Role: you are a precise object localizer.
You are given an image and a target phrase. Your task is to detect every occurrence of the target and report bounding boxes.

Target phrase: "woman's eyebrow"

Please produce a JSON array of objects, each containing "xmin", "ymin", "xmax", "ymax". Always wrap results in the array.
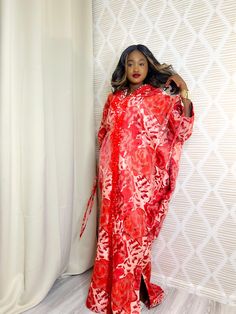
[{"xmin": 127, "ymin": 58, "xmax": 146, "ymax": 62}]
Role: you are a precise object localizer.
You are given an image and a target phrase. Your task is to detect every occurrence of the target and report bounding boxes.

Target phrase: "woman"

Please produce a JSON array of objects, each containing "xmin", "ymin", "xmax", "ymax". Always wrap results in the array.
[{"xmin": 81, "ymin": 44, "xmax": 194, "ymax": 314}]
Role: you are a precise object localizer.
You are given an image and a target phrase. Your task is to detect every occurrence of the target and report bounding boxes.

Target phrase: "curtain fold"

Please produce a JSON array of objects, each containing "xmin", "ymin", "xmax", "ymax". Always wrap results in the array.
[{"xmin": 0, "ymin": 1, "xmax": 96, "ymax": 313}]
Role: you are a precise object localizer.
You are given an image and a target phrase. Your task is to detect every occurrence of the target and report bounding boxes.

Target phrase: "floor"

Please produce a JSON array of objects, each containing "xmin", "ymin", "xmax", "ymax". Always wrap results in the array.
[{"xmin": 24, "ymin": 269, "xmax": 235, "ymax": 314}]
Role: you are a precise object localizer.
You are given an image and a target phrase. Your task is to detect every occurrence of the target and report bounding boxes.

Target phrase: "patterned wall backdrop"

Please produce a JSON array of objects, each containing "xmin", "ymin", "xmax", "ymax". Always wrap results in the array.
[{"xmin": 92, "ymin": 0, "xmax": 236, "ymax": 305}]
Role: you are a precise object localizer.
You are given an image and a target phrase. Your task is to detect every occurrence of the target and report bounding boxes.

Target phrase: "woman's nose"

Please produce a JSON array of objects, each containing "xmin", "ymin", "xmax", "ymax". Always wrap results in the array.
[{"xmin": 134, "ymin": 64, "xmax": 139, "ymax": 71}]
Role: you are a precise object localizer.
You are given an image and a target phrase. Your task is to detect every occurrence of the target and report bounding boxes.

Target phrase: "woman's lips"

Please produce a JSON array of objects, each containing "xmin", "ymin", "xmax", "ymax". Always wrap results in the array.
[{"xmin": 132, "ymin": 74, "xmax": 141, "ymax": 78}]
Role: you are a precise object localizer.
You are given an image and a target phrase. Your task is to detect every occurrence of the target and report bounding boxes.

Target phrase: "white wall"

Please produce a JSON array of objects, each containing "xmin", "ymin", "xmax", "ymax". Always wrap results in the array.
[{"xmin": 92, "ymin": 0, "xmax": 236, "ymax": 305}]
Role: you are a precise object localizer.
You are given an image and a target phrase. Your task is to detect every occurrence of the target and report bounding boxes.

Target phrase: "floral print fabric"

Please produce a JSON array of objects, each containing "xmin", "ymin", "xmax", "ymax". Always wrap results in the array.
[{"xmin": 85, "ymin": 84, "xmax": 194, "ymax": 314}]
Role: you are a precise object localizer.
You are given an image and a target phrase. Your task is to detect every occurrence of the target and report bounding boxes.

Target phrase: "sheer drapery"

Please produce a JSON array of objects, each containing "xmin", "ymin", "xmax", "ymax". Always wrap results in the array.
[{"xmin": 0, "ymin": 1, "xmax": 96, "ymax": 313}]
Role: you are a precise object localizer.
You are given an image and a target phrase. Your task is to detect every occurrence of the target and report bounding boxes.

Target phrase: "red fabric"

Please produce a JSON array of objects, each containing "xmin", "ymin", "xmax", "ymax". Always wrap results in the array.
[{"xmin": 85, "ymin": 84, "xmax": 194, "ymax": 313}]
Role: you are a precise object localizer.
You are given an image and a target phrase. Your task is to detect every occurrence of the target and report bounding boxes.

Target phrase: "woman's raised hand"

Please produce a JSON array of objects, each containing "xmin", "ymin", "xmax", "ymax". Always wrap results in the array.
[{"xmin": 165, "ymin": 74, "xmax": 188, "ymax": 93}]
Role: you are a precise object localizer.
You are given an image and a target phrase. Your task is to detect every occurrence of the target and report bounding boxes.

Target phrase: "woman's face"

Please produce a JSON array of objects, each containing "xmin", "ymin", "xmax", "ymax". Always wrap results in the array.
[{"xmin": 126, "ymin": 50, "xmax": 148, "ymax": 88}]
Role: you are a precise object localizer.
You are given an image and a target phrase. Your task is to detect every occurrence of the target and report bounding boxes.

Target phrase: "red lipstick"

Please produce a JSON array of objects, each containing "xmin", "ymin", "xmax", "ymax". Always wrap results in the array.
[{"xmin": 132, "ymin": 74, "xmax": 141, "ymax": 78}]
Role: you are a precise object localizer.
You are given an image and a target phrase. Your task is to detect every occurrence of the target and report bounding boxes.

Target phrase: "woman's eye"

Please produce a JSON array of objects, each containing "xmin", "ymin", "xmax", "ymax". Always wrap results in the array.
[
  {"xmin": 127, "ymin": 63, "xmax": 133, "ymax": 67},
  {"xmin": 140, "ymin": 63, "xmax": 145, "ymax": 66}
]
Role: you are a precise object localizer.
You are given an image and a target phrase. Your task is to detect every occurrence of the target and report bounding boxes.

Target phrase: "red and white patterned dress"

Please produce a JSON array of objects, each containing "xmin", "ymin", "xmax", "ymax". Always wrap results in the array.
[{"xmin": 84, "ymin": 84, "xmax": 194, "ymax": 314}]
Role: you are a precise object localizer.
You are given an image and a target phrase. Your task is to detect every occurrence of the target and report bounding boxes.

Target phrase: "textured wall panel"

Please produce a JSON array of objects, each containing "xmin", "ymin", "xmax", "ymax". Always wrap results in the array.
[{"xmin": 92, "ymin": 0, "xmax": 236, "ymax": 305}]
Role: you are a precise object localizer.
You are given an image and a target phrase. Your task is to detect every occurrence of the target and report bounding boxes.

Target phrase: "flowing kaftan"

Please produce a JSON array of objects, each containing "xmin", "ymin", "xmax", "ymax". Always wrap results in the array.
[{"xmin": 84, "ymin": 84, "xmax": 194, "ymax": 314}]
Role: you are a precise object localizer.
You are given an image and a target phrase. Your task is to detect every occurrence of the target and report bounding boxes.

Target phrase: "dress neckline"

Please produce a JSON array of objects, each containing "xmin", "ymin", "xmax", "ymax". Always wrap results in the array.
[
  {"xmin": 113, "ymin": 84, "xmax": 164, "ymax": 100},
  {"xmin": 123, "ymin": 84, "xmax": 163, "ymax": 98},
  {"xmin": 123, "ymin": 84, "xmax": 153, "ymax": 97},
  {"xmin": 125, "ymin": 84, "xmax": 148, "ymax": 95}
]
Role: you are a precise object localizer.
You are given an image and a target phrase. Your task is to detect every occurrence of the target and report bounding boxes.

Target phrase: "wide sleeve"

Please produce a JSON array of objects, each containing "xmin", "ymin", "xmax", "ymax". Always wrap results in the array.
[
  {"xmin": 97, "ymin": 93, "xmax": 112, "ymax": 148},
  {"xmin": 168, "ymin": 96, "xmax": 194, "ymax": 143}
]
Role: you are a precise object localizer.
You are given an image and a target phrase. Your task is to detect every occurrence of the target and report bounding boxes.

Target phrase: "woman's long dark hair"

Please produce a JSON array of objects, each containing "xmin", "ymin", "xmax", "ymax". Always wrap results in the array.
[{"xmin": 111, "ymin": 44, "xmax": 179, "ymax": 94}]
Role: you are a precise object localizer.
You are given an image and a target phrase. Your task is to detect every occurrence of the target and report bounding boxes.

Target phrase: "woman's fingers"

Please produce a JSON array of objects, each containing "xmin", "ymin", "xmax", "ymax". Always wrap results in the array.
[
  {"xmin": 165, "ymin": 75, "xmax": 180, "ymax": 87},
  {"xmin": 166, "ymin": 74, "xmax": 188, "ymax": 90}
]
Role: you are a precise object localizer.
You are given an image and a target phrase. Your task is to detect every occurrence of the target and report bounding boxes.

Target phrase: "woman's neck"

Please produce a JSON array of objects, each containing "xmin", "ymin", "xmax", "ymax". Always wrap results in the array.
[{"xmin": 128, "ymin": 83, "xmax": 143, "ymax": 94}]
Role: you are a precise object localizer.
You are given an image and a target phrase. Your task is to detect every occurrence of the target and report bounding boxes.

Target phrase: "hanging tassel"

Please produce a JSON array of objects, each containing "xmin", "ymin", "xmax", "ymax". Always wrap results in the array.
[{"xmin": 80, "ymin": 177, "xmax": 97, "ymax": 238}]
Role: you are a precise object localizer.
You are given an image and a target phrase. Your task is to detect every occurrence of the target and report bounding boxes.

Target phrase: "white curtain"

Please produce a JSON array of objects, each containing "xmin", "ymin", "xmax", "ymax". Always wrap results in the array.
[{"xmin": 0, "ymin": 1, "xmax": 96, "ymax": 313}]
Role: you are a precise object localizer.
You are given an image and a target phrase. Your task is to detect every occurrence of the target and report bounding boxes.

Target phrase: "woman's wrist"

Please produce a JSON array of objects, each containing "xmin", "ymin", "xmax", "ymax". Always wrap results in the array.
[
  {"xmin": 181, "ymin": 97, "xmax": 193, "ymax": 117},
  {"xmin": 180, "ymin": 88, "xmax": 189, "ymax": 100}
]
